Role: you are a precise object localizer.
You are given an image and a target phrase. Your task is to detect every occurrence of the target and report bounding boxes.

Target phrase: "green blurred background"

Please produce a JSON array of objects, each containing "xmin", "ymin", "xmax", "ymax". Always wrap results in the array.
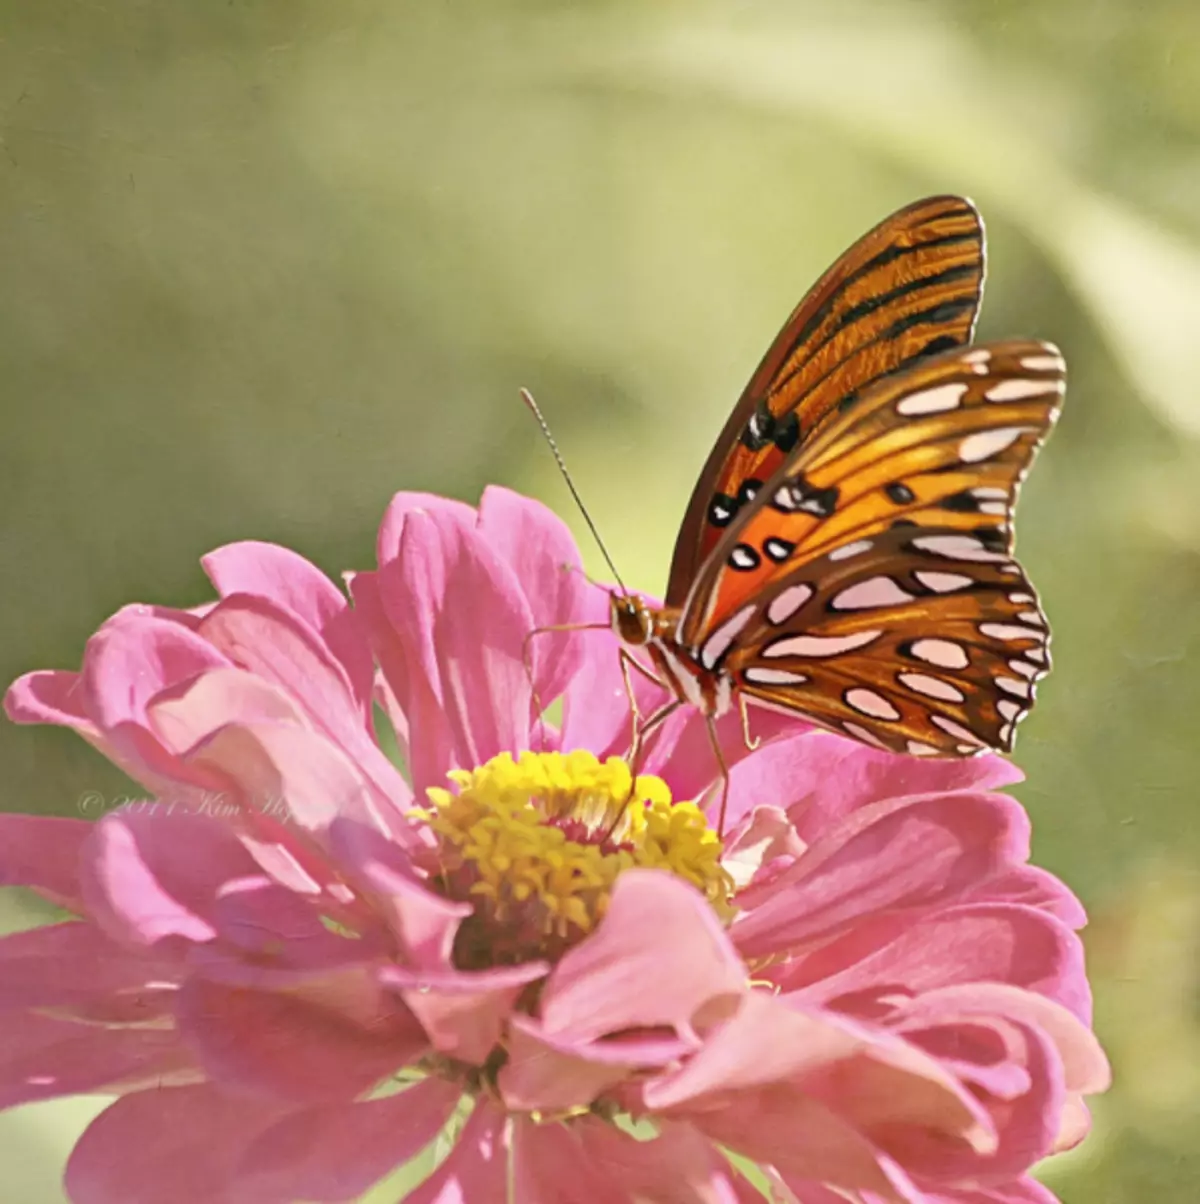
[{"xmin": 2, "ymin": 1, "xmax": 1198, "ymax": 1200}]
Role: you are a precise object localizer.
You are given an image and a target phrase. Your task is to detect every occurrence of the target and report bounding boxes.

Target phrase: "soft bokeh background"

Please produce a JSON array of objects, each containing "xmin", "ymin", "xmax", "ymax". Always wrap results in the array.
[{"xmin": 2, "ymin": 2, "xmax": 1198, "ymax": 1200}]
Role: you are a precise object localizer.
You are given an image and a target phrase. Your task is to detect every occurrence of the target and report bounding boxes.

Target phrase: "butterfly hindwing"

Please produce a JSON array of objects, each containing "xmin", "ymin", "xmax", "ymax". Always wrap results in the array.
[
  {"xmin": 722, "ymin": 526, "xmax": 1050, "ymax": 755},
  {"xmin": 679, "ymin": 338, "xmax": 1064, "ymax": 755},
  {"xmin": 665, "ymin": 195, "xmax": 985, "ymax": 608}
]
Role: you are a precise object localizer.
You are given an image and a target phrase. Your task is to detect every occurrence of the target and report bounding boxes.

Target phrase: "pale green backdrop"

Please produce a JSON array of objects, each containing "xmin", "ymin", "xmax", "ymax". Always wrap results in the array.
[{"xmin": 2, "ymin": 2, "xmax": 1198, "ymax": 1201}]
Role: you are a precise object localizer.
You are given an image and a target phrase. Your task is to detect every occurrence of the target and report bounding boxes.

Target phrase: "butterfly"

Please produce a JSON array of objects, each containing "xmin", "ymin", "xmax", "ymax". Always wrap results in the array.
[{"xmin": 610, "ymin": 195, "xmax": 1064, "ymax": 774}]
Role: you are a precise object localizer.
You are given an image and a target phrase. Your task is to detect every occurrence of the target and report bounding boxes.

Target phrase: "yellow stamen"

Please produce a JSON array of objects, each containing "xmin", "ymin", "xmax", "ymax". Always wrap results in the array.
[{"xmin": 412, "ymin": 750, "xmax": 734, "ymax": 967}]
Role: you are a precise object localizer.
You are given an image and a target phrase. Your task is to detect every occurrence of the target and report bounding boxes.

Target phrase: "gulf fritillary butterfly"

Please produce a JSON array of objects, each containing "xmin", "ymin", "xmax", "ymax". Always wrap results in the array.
[{"xmin": 609, "ymin": 195, "xmax": 1063, "ymax": 764}]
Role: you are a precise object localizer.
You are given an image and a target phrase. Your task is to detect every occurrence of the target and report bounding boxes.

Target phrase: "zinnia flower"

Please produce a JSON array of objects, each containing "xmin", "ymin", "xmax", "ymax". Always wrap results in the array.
[{"xmin": 2, "ymin": 486, "xmax": 1108, "ymax": 1203}]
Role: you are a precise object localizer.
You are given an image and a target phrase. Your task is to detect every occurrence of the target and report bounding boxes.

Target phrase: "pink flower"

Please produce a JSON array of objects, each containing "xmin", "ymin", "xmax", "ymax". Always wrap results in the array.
[{"xmin": 3, "ymin": 486, "xmax": 1108, "ymax": 1203}]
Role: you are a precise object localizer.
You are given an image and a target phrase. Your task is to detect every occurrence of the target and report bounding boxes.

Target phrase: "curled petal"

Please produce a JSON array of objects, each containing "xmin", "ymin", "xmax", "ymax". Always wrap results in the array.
[
  {"xmin": 382, "ymin": 962, "xmax": 548, "ymax": 1064},
  {"xmin": 202, "ymin": 540, "xmax": 375, "ymax": 717},
  {"xmin": 733, "ymin": 791, "xmax": 1030, "ymax": 960},
  {"xmin": 537, "ymin": 869, "xmax": 746, "ymax": 1043}
]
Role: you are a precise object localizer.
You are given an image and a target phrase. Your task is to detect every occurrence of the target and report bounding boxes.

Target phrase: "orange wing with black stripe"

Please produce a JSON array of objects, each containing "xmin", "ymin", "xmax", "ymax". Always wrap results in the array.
[{"xmin": 664, "ymin": 195, "xmax": 985, "ymax": 608}]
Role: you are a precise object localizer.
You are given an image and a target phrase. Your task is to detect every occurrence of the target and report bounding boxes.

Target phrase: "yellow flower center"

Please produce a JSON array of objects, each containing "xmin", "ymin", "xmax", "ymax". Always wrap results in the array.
[{"xmin": 415, "ymin": 750, "xmax": 734, "ymax": 968}]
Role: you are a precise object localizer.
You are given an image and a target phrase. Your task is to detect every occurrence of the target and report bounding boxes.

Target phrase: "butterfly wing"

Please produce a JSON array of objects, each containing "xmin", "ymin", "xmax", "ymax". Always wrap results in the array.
[
  {"xmin": 679, "ymin": 339, "xmax": 1065, "ymax": 754},
  {"xmin": 665, "ymin": 195, "xmax": 985, "ymax": 608}
]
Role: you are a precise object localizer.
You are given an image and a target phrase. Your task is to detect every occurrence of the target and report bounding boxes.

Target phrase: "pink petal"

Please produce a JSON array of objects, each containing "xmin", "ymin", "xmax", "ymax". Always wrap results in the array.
[
  {"xmin": 65, "ymin": 1084, "xmax": 296, "ymax": 1204},
  {"xmin": 202, "ymin": 540, "xmax": 375, "ymax": 716},
  {"xmin": 510, "ymin": 1115, "xmax": 637, "ymax": 1204},
  {"xmin": 924, "ymin": 1180, "xmax": 1062, "ymax": 1204},
  {"xmin": 196, "ymin": 594, "xmax": 405, "ymax": 806},
  {"xmin": 376, "ymin": 490, "xmax": 477, "ymax": 565},
  {"xmin": 328, "ymin": 818, "xmax": 467, "ymax": 967},
  {"xmin": 78, "ymin": 812, "xmax": 263, "ymax": 946},
  {"xmin": 557, "ymin": 605, "xmax": 671, "ymax": 761},
  {"xmin": 0, "ymin": 814, "xmax": 91, "ymax": 910},
  {"xmin": 4, "ymin": 668, "xmax": 96, "ymax": 734},
  {"xmin": 382, "ymin": 962, "xmax": 549, "ymax": 1064},
  {"xmin": 685, "ymin": 1087, "xmax": 923, "ymax": 1204},
  {"xmin": 537, "ymin": 869, "xmax": 746, "ymax": 1043},
  {"xmin": 235, "ymin": 1077, "xmax": 463, "ymax": 1202},
  {"xmin": 346, "ymin": 569, "xmax": 414, "ymax": 749},
  {"xmin": 500, "ymin": 1016, "xmax": 690, "ymax": 1112},
  {"xmin": 576, "ymin": 1118, "xmax": 767, "ymax": 1204},
  {"xmin": 377, "ymin": 506, "xmax": 536, "ymax": 790},
  {"xmin": 646, "ymin": 702, "xmax": 803, "ymax": 807},
  {"xmin": 965, "ymin": 864, "xmax": 1088, "ymax": 929},
  {"xmin": 646, "ymin": 992, "xmax": 988, "ymax": 1151},
  {"xmin": 876, "ymin": 1015, "xmax": 1064, "ymax": 1181},
  {"xmin": 894, "ymin": 983, "xmax": 1110, "ymax": 1095},
  {"xmin": 175, "ymin": 976, "xmax": 426, "ymax": 1102},
  {"xmin": 764, "ymin": 731, "xmax": 1024, "ymax": 840},
  {"xmin": 404, "ymin": 1100, "xmax": 509, "ymax": 1204},
  {"xmin": 732, "ymin": 792, "xmax": 1030, "ymax": 961},
  {"xmin": 0, "ymin": 921, "xmax": 179, "ymax": 1016},
  {"xmin": 187, "ymin": 720, "xmax": 412, "ymax": 843},
  {"xmin": 781, "ymin": 904, "xmax": 1091, "ymax": 1024},
  {"xmin": 477, "ymin": 486, "xmax": 593, "ymax": 708},
  {"xmin": 81, "ymin": 607, "xmax": 231, "ymax": 732},
  {"xmin": 147, "ymin": 667, "xmax": 307, "ymax": 751},
  {"xmin": 0, "ymin": 1011, "xmax": 195, "ymax": 1110}
]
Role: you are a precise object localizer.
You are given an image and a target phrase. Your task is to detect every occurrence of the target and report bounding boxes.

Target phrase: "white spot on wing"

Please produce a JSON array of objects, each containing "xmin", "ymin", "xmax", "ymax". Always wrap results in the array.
[
  {"xmin": 978, "ymin": 501, "xmax": 1007, "ymax": 516},
  {"xmin": 842, "ymin": 721, "xmax": 889, "ymax": 749},
  {"xmin": 896, "ymin": 382, "xmax": 968, "ymax": 416},
  {"xmin": 1020, "ymin": 351, "xmax": 1066, "ymax": 372},
  {"xmin": 910, "ymin": 638, "xmax": 969, "ymax": 669},
  {"xmin": 1008, "ymin": 659, "xmax": 1040, "ymax": 679},
  {"xmin": 995, "ymin": 676, "xmax": 1031, "ymax": 698},
  {"xmin": 845, "ymin": 688, "xmax": 900, "ymax": 720},
  {"xmin": 914, "ymin": 571, "xmax": 974, "ymax": 594},
  {"xmin": 766, "ymin": 583, "xmax": 814, "ymax": 626},
  {"xmin": 699, "ymin": 605, "xmax": 756, "ymax": 671},
  {"xmin": 912, "ymin": 534, "xmax": 1008, "ymax": 562},
  {"xmin": 828, "ymin": 539, "xmax": 873, "ymax": 562},
  {"xmin": 959, "ymin": 427, "xmax": 1026, "ymax": 463},
  {"xmin": 906, "ymin": 741, "xmax": 940, "ymax": 756},
  {"xmin": 763, "ymin": 630, "xmax": 882, "ymax": 658},
  {"xmin": 1017, "ymin": 610, "xmax": 1044, "ymax": 625},
  {"xmin": 743, "ymin": 667, "xmax": 810, "ymax": 687},
  {"xmin": 830, "ymin": 576, "xmax": 913, "ymax": 610},
  {"xmin": 963, "ymin": 349, "xmax": 991, "ymax": 374},
  {"xmin": 898, "ymin": 672, "xmax": 966, "ymax": 703},
  {"xmin": 931, "ymin": 715, "xmax": 984, "ymax": 744},
  {"xmin": 985, "ymin": 379, "xmax": 1053, "ymax": 402},
  {"xmin": 997, "ymin": 699, "xmax": 1022, "ymax": 721},
  {"xmin": 1008, "ymin": 592, "xmax": 1035, "ymax": 604},
  {"xmin": 979, "ymin": 622, "xmax": 1042, "ymax": 642}
]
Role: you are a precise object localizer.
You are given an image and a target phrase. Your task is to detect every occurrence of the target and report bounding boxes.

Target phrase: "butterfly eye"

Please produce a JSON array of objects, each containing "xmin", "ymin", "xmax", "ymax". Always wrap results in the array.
[{"xmin": 610, "ymin": 595, "xmax": 653, "ymax": 646}]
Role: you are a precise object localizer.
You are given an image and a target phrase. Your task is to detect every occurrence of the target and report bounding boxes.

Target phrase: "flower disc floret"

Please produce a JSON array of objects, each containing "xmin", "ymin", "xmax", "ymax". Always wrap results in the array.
[{"xmin": 417, "ymin": 750, "xmax": 734, "ymax": 965}]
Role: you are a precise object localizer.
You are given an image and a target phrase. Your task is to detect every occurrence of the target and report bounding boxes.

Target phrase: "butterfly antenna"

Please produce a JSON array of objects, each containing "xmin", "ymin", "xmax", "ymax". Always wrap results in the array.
[{"xmin": 520, "ymin": 387, "xmax": 629, "ymax": 594}]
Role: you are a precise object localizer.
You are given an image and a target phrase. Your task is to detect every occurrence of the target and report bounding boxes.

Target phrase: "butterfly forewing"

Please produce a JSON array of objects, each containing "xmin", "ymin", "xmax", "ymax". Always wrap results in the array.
[
  {"xmin": 680, "ymin": 338, "xmax": 1064, "ymax": 756},
  {"xmin": 665, "ymin": 195, "xmax": 985, "ymax": 608}
]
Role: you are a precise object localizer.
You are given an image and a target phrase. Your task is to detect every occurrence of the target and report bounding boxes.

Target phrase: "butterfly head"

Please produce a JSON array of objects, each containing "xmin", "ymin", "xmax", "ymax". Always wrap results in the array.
[{"xmin": 609, "ymin": 592, "xmax": 656, "ymax": 647}]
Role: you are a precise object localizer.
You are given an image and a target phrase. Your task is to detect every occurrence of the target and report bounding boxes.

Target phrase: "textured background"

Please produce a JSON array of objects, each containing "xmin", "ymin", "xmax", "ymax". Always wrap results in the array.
[{"xmin": 2, "ymin": 2, "xmax": 1198, "ymax": 1200}]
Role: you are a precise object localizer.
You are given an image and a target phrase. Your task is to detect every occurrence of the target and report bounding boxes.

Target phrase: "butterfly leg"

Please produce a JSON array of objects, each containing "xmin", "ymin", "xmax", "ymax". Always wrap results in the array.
[
  {"xmin": 522, "ymin": 621, "xmax": 609, "ymax": 747},
  {"xmin": 617, "ymin": 647, "xmax": 669, "ymax": 757},
  {"xmin": 601, "ymin": 696, "xmax": 682, "ymax": 842},
  {"xmin": 738, "ymin": 692, "xmax": 762, "ymax": 753},
  {"xmin": 702, "ymin": 715, "xmax": 733, "ymax": 836}
]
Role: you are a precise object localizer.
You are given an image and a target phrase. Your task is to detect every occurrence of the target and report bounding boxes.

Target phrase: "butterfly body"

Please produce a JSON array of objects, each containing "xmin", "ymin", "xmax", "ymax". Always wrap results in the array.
[{"xmin": 615, "ymin": 196, "xmax": 1064, "ymax": 759}]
